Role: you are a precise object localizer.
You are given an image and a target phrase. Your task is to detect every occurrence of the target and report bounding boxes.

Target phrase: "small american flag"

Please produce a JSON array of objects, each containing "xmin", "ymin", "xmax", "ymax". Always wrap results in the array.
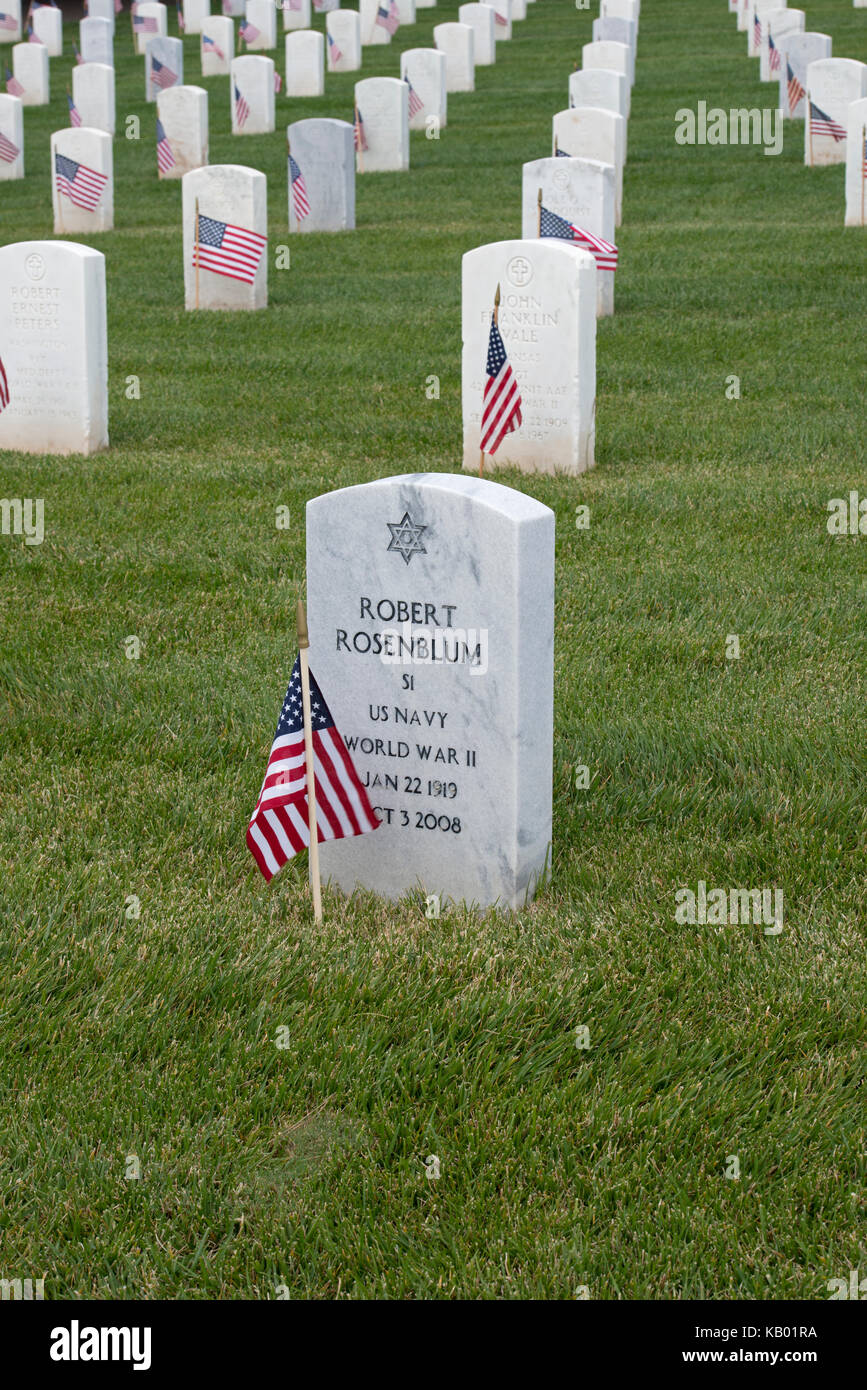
[
  {"xmin": 0, "ymin": 127, "xmax": 19, "ymax": 161},
  {"xmin": 480, "ymin": 316, "xmax": 522, "ymax": 456},
  {"xmin": 289, "ymin": 153, "xmax": 310, "ymax": 219},
  {"xmin": 202, "ymin": 33, "xmax": 225, "ymax": 61},
  {"xmin": 555, "ymin": 145, "xmax": 571, "ymax": 158},
  {"xmin": 767, "ymin": 34, "xmax": 781, "ymax": 74},
  {"xmin": 753, "ymin": 14, "xmax": 761, "ymax": 47},
  {"xmin": 67, "ymin": 92, "xmax": 82, "ymax": 126},
  {"xmin": 239, "ymin": 18, "xmax": 260, "ymax": 45},
  {"xmin": 495, "ymin": 8, "xmax": 507, "ymax": 26},
  {"xmin": 274, "ymin": 69, "xmax": 282, "ymax": 93},
  {"xmin": 354, "ymin": 106, "xmax": 367, "ymax": 151},
  {"xmin": 151, "ymin": 55, "xmax": 178, "ymax": 89},
  {"xmin": 327, "ymin": 31, "xmax": 342, "ymax": 67},
  {"xmin": 74, "ymin": 40, "xmax": 83, "ymax": 63},
  {"xmin": 234, "ymin": 83, "xmax": 249, "ymax": 127},
  {"xmin": 26, "ymin": 23, "xmax": 42, "ymax": 41},
  {"xmin": 156, "ymin": 116, "xmax": 176, "ymax": 173},
  {"xmin": 5, "ymin": 68, "xmax": 24, "ymax": 97},
  {"xmin": 246, "ymin": 655, "xmax": 379, "ymax": 883},
  {"xmin": 0, "ymin": 12, "xmax": 18, "ymax": 30},
  {"xmin": 405, "ymin": 76, "xmax": 423, "ymax": 119},
  {"xmin": 810, "ymin": 100, "xmax": 846, "ymax": 143},
  {"xmin": 539, "ymin": 205, "xmax": 618, "ymax": 272},
  {"xmin": 176, "ymin": 2, "xmax": 184, "ymax": 31},
  {"xmin": 376, "ymin": 3, "xmax": 398, "ymax": 38},
  {"xmin": 786, "ymin": 61, "xmax": 805, "ymax": 115},
  {"xmin": 134, "ymin": 14, "xmax": 158, "ymax": 33},
  {"xmin": 0, "ymin": 357, "xmax": 9, "ymax": 414},
  {"xmin": 55, "ymin": 151, "xmax": 108, "ymax": 209},
  {"xmin": 194, "ymin": 212, "xmax": 266, "ymax": 284},
  {"xmin": 115, "ymin": 0, "xmax": 123, "ymax": 12}
]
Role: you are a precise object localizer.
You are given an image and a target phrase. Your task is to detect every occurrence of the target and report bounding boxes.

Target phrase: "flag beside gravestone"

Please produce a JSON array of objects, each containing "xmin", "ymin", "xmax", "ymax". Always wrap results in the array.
[
  {"xmin": 760, "ymin": 9, "xmax": 804, "ymax": 84},
  {"xmin": 242, "ymin": 0, "xmax": 277, "ymax": 52},
  {"xmin": 80, "ymin": 17, "xmax": 113, "ymax": 65},
  {"xmin": 286, "ymin": 117, "xmax": 355, "ymax": 231},
  {"xmin": 305, "ymin": 473, "xmax": 555, "ymax": 912},
  {"xmin": 844, "ymin": 96, "xmax": 867, "ymax": 226},
  {"xmin": 285, "ymin": 29, "xmax": 324, "ymax": 97},
  {"xmin": 230, "ymin": 54, "xmax": 275, "ymax": 134},
  {"xmin": 73, "ymin": 62, "xmax": 115, "ymax": 134},
  {"xmin": 492, "ymin": 0, "xmax": 511, "ymax": 41},
  {"xmin": 806, "ymin": 58, "xmax": 867, "ymax": 166},
  {"xmin": 0, "ymin": 0, "xmax": 21, "ymax": 44},
  {"xmin": 779, "ymin": 33, "xmax": 830, "ymax": 120},
  {"xmin": 457, "ymin": 4, "xmax": 495, "ymax": 67},
  {"xmin": 326, "ymin": 9, "xmax": 360, "ymax": 72},
  {"xmin": 182, "ymin": 163, "xmax": 267, "ymax": 310},
  {"xmin": 554, "ymin": 106, "xmax": 625, "ymax": 226},
  {"xmin": 354, "ymin": 76, "xmax": 408, "ymax": 172},
  {"xmin": 461, "ymin": 238, "xmax": 597, "ymax": 474},
  {"xmin": 146, "ymin": 35, "xmax": 182, "ymax": 101},
  {"xmin": 51, "ymin": 127, "xmax": 113, "ymax": 233},
  {"xmin": 434, "ymin": 22, "xmax": 474, "ymax": 94},
  {"xmin": 201, "ymin": 16, "xmax": 232, "ymax": 75},
  {"xmin": 133, "ymin": 3, "xmax": 168, "ymax": 55},
  {"xmin": 0, "ymin": 240, "xmax": 109, "ymax": 456},
  {"xmin": 522, "ymin": 156, "xmax": 617, "ymax": 319},
  {"xmin": 157, "ymin": 83, "xmax": 207, "ymax": 176},
  {"xmin": 400, "ymin": 48, "xmax": 446, "ymax": 132},
  {"xmin": 12, "ymin": 39, "xmax": 48, "ymax": 104},
  {"xmin": 360, "ymin": 0, "xmax": 393, "ymax": 46},
  {"xmin": 0, "ymin": 89, "xmax": 23, "ymax": 177}
]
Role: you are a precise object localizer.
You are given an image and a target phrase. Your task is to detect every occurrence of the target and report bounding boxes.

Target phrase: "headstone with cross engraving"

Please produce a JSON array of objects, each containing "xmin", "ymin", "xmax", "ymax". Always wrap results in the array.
[
  {"xmin": 522, "ymin": 156, "xmax": 617, "ymax": 319},
  {"xmin": 305, "ymin": 473, "xmax": 554, "ymax": 911}
]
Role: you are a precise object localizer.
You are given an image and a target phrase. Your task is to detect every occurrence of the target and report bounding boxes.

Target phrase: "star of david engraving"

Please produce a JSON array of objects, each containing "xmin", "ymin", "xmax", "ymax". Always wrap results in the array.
[{"xmin": 387, "ymin": 511, "xmax": 427, "ymax": 565}]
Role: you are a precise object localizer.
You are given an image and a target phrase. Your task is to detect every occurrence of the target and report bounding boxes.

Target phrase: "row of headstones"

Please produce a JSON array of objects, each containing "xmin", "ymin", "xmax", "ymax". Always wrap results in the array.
[{"xmin": 728, "ymin": 0, "xmax": 867, "ymax": 225}]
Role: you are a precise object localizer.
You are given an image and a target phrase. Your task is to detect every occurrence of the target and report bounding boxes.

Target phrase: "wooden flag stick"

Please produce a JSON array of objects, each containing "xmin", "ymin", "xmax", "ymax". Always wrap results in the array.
[
  {"xmin": 537, "ymin": 186, "xmax": 542, "ymax": 238},
  {"xmin": 297, "ymin": 598, "xmax": 323, "ymax": 925},
  {"xmin": 807, "ymin": 91, "xmax": 813, "ymax": 168},
  {"xmin": 862, "ymin": 123, "xmax": 866, "ymax": 225},
  {"xmin": 554, "ymin": 135, "xmax": 559, "ymax": 157},
  {"xmin": 194, "ymin": 196, "xmax": 200, "ymax": 310},
  {"xmin": 354, "ymin": 104, "xmax": 364, "ymax": 174}
]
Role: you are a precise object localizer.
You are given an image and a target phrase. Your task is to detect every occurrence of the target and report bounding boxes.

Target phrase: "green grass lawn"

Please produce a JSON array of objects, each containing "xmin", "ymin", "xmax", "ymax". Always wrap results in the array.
[{"xmin": 1, "ymin": 0, "xmax": 866, "ymax": 1299}]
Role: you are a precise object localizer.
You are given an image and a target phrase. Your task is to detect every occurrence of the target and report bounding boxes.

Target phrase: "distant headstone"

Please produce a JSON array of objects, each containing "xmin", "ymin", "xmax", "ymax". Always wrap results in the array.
[
  {"xmin": 0, "ymin": 0, "xmax": 21, "ymax": 44},
  {"xmin": 601, "ymin": 0, "xmax": 639, "ymax": 30},
  {"xmin": 51, "ymin": 127, "xmax": 113, "ymax": 233},
  {"xmin": 434, "ymin": 22, "xmax": 474, "ymax": 94},
  {"xmin": 748, "ymin": 0, "xmax": 781, "ymax": 57},
  {"xmin": 360, "ymin": 0, "xmax": 392, "ymax": 45},
  {"xmin": 243, "ymin": 0, "xmax": 277, "ymax": 51},
  {"xmin": 416, "ymin": 0, "xmax": 437, "ymax": 8},
  {"xmin": 32, "ymin": 5, "xmax": 62, "ymax": 55},
  {"xmin": 12, "ymin": 40, "xmax": 48, "ymax": 105},
  {"xmin": 0, "ymin": 92, "xmax": 23, "ymax": 179},
  {"xmin": 0, "ymin": 240, "xmax": 108, "ymax": 457},
  {"xmin": 326, "ymin": 10, "xmax": 361, "ymax": 72},
  {"xmin": 805, "ymin": 57, "xmax": 867, "ymax": 166},
  {"xmin": 760, "ymin": 9, "xmax": 804, "ymax": 83},
  {"xmin": 354, "ymin": 76, "xmax": 409, "ymax": 172},
  {"xmin": 779, "ymin": 32, "xmax": 830, "ymax": 119},
  {"xmin": 306, "ymin": 472, "xmax": 555, "ymax": 911},
  {"xmin": 522, "ymin": 155, "xmax": 617, "ymax": 318},
  {"xmin": 582, "ymin": 39, "xmax": 632, "ymax": 93},
  {"xmin": 401, "ymin": 48, "xmax": 447, "ymax": 131},
  {"xmin": 231, "ymin": 54, "xmax": 275, "ymax": 134},
  {"xmin": 492, "ymin": 1, "xmax": 511, "ymax": 40},
  {"xmin": 569, "ymin": 66, "xmax": 629, "ymax": 153},
  {"xmin": 80, "ymin": 17, "xmax": 113, "ymax": 66},
  {"xmin": 222, "ymin": 0, "xmax": 244, "ymax": 15},
  {"xmin": 183, "ymin": 0, "xmax": 211, "ymax": 34},
  {"xmin": 287, "ymin": 116, "xmax": 355, "ymax": 231},
  {"xmin": 511, "ymin": 0, "xmax": 526, "ymax": 18},
  {"xmin": 313, "ymin": 0, "xmax": 339, "ymax": 11},
  {"xmin": 281, "ymin": 0, "xmax": 311, "ymax": 32},
  {"xmin": 285, "ymin": 29, "xmax": 325, "ymax": 96},
  {"xmin": 146, "ymin": 35, "xmax": 183, "ymax": 102},
  {"xmin": 157, "ymin": 83, "xmax": 208, "ymax": 176},
  {"xmin": 134, "ymin": 3, "xmax": 168, "ymax": 56},
  {"xmin": 182, "ymin": 163, "xmax": 267, "ymax": 310},
  {"xmin": 73, "ymin": 62, "xmax": 115, "ymax": 135},
  {"xmin": 398, "ymin": 0, "xmax": 416, "ymax": 20},
  {"xmin": 461, "ymin": 238, "xmax": 597, "ymax": 474},
  {"xmin": 845, "ymin": 96, "xmax": 867, "ymax": 225},
  {"xmin": 592, "ymin": 16, "xmax": 636, "ymax": 82},
  {"xmin": 458, "ymin": 5, "xmax": 495, "ymax": 67},
  {"xmin": 87, "ymin": 0, "xmax": 116, "ymax": 32},
  {"xmin": 554, "ymin": 106, "xmax": 625, "ymax": 225},
  {"xmin": 200, "ymin": 16, "xmax": 233, "ymax": 75}
]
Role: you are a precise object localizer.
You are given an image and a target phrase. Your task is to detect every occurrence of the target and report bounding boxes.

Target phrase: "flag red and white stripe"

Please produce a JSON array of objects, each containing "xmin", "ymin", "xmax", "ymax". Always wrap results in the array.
[
  {"xmin": 0, "ymin": 356, "xmax": 9, "ymax": 413},
  {"xmin": 193, "ymin": 212, "xmax": 266, "ymax": 285},
  {"xmin": 480, "ymin": 317, "xmax": 522, "ymax": 455},
  {"xmin": 0, "ymin": 127, "xmax": 20, "ymax": 161}
]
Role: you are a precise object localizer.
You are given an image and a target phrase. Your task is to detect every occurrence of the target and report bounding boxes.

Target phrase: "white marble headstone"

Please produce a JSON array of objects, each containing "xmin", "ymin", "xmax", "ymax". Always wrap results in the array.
[
  {"xmin": 554, "ymin": 106, "xmax": 624, "ymax": 226},
  {"xmin": 0, "ymin": 240, "xmax": 108, "ymax": 457},
  {"xmin": 805, "ymin": 57, "xmax": 867, "ymax": 166},
  {"xmin": 281, "ymin": 0, "xmax": 311, "ymax": 32},
  {"xmin": 231, "ymin": 54, "xmax": 275, "ymax": 134},
  {"xmin": 32, "ymin": 5, "xmax": 62, "ymax": 56},
  {"xmin": 492, "ymin": 0, "xmax": 511, "ymax": 40},
  {"xmin": 569, "ymin": 65, "xmax": 629, "ymax": 144},
  {"xmin": 845, "ymin": 96, "xmax": 867, "ymax": 225},
  {"xmin": 12, "ymin": 40, "xmax": 48, "ymax": 105},
  {"xmin": 458, "ymin": 4, "xmax": 495, "ymax": 67},
  {"xmin": 400, "ymin": 48, "xmax": 447, "ymax": 131},
  {"xmin": 360, "ymin": 0, "xmax": 391, "ymax": 45},
  {"xmin": 87, "ymin": 0, "xmax": 116, "ymax": 32},
  {"xmin": 80, "ymin": 17, "xmax": 113, "ymax": 66},
  {"xmin": 582, "ymin": 39, "xmax": 632, "ymax": 91},
  {"xmin": 134, "ymin": 3, "xmax": 168, "ymax": 56},
  {"xmin": 52, "ymin": 127, "xmax": 113, "ymax": 233},
  {"xmin": 511, "ymin": 0, "xmax": 526, "ymax": 18},
  {"xmin": 760, "ymin": 8, "xmax": 803, "ymax": 83},
  {"xmin": 73, "ymin": 62, "xmax": 115, "ymax": 135},
  {"xmin": 146, "ymin": 35, "xmax": 183, "ymax": 102},
  {"xmin": 306, "ymin": 472, "xmax": 554, "ymax": 912},
  {"xmin": 461, "ymin": 238, "xmax": 597, "ymax": 474},
  {"xmin": 287, "ymin": 116, "xmax": 354, "ymax": 231},
  {"xmin": 0, "ymin": 91, "xmax": 23, "ymax": 179},
  {"xmin": 200, "ymin": 15, "xmax": 233, "ymax": 75},
  {"xmin": 157, "ymin": 83, "xmax": 208, "ymax": 176},
  {"xmin": 522, "ymin": 155, "xmax": 617, "ymax": 318},
  {"xmin": 779, "ymin": 32, "xmax": 830, "ymax": 119},
  {"xmin": 592, "ymin": 17, "xmax": 636, "ymax": 83},
  {"xmin": 354, "ymin": 76, "xmax": 409, "ymax": 172},
  {"xmin": 326, "ymin": 10, "xmax": 361, "ymax": 72},
  {"xmin": 601, "ymin": 0, "xmax": 639, "ymax": 31},
  {"xmin": 183, "ymin": 0, "xmax": 211, "ymax": 34},
  {"xmin": 434, "ymin": 22, "xmax": 474, "ymax": 94},
  {"xmin": 285, "ymin": 29, "xmax": 324, "ymax": 96},
  {"xmin": 221, "ymin": 0, "xmax": 245, "ymax": 16},
  {"xmin": 0, "ymin": 0, "xmax": 21, "ymax": 44},
  {"xmin": 243, "ymin": 0, "xmax": 277, "ymax": 52},
  {"xmin": 182, "ymin": 163, "xmax": 267, "ymax": 310}
]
